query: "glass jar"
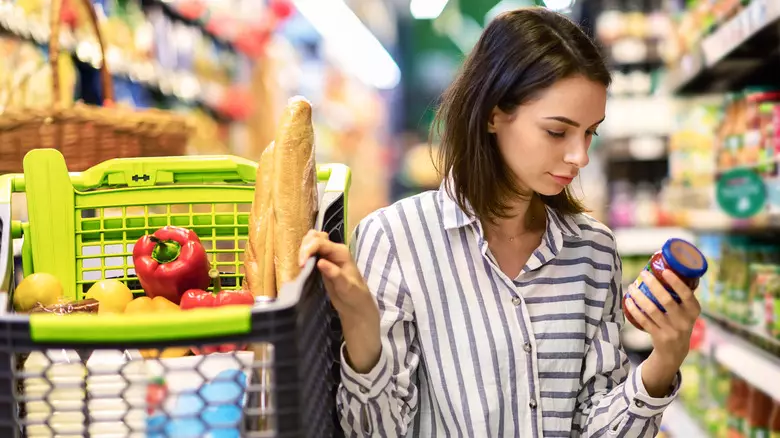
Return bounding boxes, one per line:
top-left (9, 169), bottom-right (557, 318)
top-left (624, 238), bottom-right (708, 330)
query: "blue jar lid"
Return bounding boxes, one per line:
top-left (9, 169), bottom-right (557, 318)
top-left (661, 238), bottom-right (708, 279)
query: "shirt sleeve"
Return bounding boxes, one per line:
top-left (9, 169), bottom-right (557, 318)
top-left (337, 213), bottom-right (420, 436)
top-left (572, 248), bottom-right (682, 437)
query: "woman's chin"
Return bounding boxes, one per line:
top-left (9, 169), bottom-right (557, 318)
top-left (534, 184), bottom-right (566, 197)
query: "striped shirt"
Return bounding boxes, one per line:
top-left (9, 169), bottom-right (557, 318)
top-left (337, 185), bottom-right (680, 437)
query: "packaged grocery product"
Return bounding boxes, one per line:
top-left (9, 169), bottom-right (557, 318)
top-left (747, 264), bottom-right (780, 334)
top-left (624, 238), bottom-right (708, 330)
top-left (744, 89), bottom-right (780, 174)
top-left (29, 298), bottom-right (99, 315)
top-left (727, 377), bottom-right (749, 438)
top-left (770, 400), bottom-right (780, 438)
top-left (747, 385), bottom-right (773, 438)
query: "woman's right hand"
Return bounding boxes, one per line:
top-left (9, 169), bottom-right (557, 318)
top-left (299, 230), bottom-right (382, 373)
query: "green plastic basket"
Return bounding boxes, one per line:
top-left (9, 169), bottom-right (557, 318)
top-left (0, 148), bottom-right (352, 437)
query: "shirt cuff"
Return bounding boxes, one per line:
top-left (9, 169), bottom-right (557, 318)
top-left (340, 342), bottom-right (392, 402)
top-left (623, 362), bottom-right (681, 418)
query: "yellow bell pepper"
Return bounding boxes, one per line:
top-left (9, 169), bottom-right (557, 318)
top-left (125, 296), bottom-right (191, 359)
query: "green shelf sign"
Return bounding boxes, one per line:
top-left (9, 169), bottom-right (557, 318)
top-left (716, 168), bottom-right (766, 219)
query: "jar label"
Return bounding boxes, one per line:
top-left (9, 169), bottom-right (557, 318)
top-left (633, 278), bottom-right (667, 312)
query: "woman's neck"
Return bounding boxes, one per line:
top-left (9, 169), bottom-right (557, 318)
top-left (483, 195), bottom-right (546, 241)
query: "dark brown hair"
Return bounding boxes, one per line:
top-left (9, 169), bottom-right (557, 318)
top-left (434, 7), bottom-right (611, 222)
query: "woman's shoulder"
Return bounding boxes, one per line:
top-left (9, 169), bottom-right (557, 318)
top-left (352, 191), bottom-right (442, 251)
top-left (356, 190), bottom-right (443, 233)
top-left (563, 212), bottom-right (618, 251)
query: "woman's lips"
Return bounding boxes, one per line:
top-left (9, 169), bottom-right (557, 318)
top-left (550, 174), bottom-right (575, 185)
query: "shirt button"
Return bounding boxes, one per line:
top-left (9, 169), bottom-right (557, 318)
top-left (635, 400), bottom-right (645, 408)
top-left (523, 343), bottom-right (532, 353)
top-left (511, 297), bottom-right (522, 306)
top-left (360, 387), bottom-right (369, 394)
top-left (529, 399), bottom-right (537, 409)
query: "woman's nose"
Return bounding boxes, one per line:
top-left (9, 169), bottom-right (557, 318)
top-left (564, 140), bottom-right (590, 169)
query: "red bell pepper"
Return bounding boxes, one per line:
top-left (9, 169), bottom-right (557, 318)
top-left (133, 226), bottom-right (211, 305)
top-left (146, 377), bottom-right (168, 416)
top-left (180, 269), bottom-right (255, 354)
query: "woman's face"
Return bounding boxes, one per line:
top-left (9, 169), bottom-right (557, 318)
top-left (489, 75), bottom-right (607, 197)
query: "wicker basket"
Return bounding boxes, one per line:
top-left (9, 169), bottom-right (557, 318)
top-left (0, 0), bottom-right (191, 173)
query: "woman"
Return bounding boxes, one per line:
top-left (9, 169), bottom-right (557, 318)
top-left (300, 7), bottom-right (699, 437)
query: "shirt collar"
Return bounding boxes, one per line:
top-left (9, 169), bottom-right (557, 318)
top-left (438, 179), bottom-right (582, 240)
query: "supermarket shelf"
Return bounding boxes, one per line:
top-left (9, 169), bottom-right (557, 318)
top-left (0, 7), bottom-right (235, 120)
top-left (143, 0), bottom-right (238, 51)
top-left (613, 227), bottom-right (696, 256)
top-left (702, 312), bottom-right (780, 401)
top-left (622, 323), bottom-right (653, 352)
top-left (661, 400), bottom-right (709, 438)
top-left (674, 209), bottom-right (780, 233)
top-left (666, 0), bottom-right (780, 94)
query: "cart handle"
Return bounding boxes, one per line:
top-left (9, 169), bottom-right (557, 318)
top-left (30, 305), bottom-right (252, 343)
top-left (12, 152), bottom-right (351, 193)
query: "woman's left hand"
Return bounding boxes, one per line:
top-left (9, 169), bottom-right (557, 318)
top-left (623, 269), bottom-right (701, 397)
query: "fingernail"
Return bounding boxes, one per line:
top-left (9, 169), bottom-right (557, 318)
top-left (640, 271), bottom-right (651, 281)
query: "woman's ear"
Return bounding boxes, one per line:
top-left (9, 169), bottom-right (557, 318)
top-left (487, 106), bottom-right (503, 134)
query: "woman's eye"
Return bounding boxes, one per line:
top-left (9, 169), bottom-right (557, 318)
top-left (546, 130), bottom-right (565, 138)
top-left (587, 130), bottom-right (600, 137)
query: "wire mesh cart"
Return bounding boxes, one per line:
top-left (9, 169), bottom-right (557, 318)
top-left (0, 149), bottom-right (351, 437)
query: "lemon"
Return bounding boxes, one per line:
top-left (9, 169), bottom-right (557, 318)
top-left (13, 273), bottom-right (64, 312)
top-left (85, 280), bottom-right (134, 314)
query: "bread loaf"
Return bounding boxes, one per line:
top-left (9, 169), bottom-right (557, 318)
top-left (273, 96), bottom-right (318, 290)
top-left (244, 142), bottom-right (277, 297)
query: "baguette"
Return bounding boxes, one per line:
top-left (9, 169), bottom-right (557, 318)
top-left (273, 96), bottom-right (318, 291)
top-left (244, 142), bottom-right (277, 297)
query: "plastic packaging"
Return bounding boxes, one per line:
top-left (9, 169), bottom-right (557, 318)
top-left (624, 238), bottom-right (708, 330)
top-left (29, 298), bottom-right (100, 315)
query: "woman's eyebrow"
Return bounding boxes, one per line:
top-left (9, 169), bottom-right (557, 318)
top-left (544, 116), bottom-right (606, 127)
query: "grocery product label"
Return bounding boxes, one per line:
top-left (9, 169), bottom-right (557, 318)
top-left (632, 278), bottom-right (667, 312)
top-left (729, 417), bottom-right (746, 437)
top-left (751, 427), bottom-right (769, 438)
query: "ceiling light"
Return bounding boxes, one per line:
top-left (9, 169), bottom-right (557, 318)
top-left (293, 0), bottom-right (401, 90)
top-left (410, 0), bottom-right (450, 20)
top-left (544, 0), bottom-right (575, 12)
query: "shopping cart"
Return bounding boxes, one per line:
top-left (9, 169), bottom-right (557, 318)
top-left (0, 149), bottom-right (351, 438)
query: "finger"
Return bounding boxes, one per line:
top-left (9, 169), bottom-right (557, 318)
top-left (629, 281), bottom-right (672, 329)
top-left (317, 259), bottom-right (352, 294)
top-left (317, 258), bottom-right (342, 279)
top-left (661, 270), bottom-right (701, 317)
top-left (624, 295), bottom-right (660, 334)
top-left (639, 271), bottom-right (686, 321)
top-left (299, 235), bottom-right (351, 267)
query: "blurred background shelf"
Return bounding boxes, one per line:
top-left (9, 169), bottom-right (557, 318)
top-left (613, 227), bottom-right (695, 256)
top-left (664, 0), bottom-right (780, 94)
top-left (661, 399), bottom-right (710, 438)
